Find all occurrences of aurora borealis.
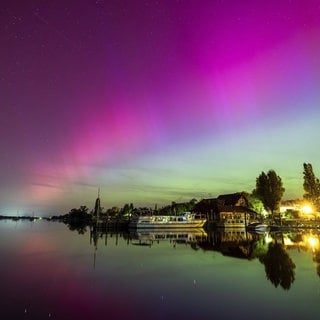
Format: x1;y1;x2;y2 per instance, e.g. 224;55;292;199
1;0;320;215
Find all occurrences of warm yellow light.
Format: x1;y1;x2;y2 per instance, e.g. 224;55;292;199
302;205;313;214
284;237;293;246
308;237;317;247
264;233;273;244
304;235;319;251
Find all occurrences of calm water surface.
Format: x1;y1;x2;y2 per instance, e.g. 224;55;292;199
1;220;319;320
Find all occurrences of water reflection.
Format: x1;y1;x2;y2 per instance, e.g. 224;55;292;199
200;228;255;259
260;241;296;290
89;225;320;290
129;228;208;249
2;221;320;319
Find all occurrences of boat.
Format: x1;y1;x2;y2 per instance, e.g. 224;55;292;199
129;212;207;229
246;222;268;232
130;228;208;246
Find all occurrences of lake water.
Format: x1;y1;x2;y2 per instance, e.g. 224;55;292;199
1;220;319;320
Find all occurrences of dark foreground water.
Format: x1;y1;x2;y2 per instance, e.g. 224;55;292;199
1;220;320;320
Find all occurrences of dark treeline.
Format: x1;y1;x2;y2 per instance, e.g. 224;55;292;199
3;163;319;233
55;162;320;233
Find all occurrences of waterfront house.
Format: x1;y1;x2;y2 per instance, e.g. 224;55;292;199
194;192;257;227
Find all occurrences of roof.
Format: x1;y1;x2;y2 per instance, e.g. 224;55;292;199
218;205;256;214
193;198;219;212
217;192;249;206
194;194;258;216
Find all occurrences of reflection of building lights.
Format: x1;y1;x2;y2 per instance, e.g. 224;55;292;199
261;209;269;218
264;233;273;244
304;235;319;251
307;236;318;248
309;237;316;246
284;237;293;246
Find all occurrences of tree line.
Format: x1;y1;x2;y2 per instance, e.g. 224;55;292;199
59;162;320;230
253;162;320;222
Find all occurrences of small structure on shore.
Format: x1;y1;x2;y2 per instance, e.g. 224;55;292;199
194;192;258;228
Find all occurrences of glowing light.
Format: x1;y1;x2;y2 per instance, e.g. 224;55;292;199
308;237;317;247
283;237;293;246
304;234;319;251
264;233;273;244
301;205;313;214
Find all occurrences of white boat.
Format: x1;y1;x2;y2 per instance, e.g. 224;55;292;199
129;212;207;229
246;222;268;232
130;228;208;246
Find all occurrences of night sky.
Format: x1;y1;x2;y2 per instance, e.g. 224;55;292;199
1;0;320;215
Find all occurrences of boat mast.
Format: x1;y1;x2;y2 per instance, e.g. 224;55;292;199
93;187;101;220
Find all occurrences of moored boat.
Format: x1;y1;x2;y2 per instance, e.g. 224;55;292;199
246;222;268;232
129;212;207;229
130;228;208;246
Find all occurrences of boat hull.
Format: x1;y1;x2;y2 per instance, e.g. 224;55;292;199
246;223;268;232
132;228;207;240
129;213;206;229
130;221;206;229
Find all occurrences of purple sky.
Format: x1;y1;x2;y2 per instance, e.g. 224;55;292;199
1;0;320;215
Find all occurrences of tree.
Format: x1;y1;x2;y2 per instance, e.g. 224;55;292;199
66;206;91;234
121;203;133;218
69;205;89;218
106;206;120;219
303;163;320;210
259;242;296;290
188;198;198;211
245;192;266;217
253;170;285;221
313;251;320;277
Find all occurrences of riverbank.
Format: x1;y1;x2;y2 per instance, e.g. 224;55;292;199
2;214;320;232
